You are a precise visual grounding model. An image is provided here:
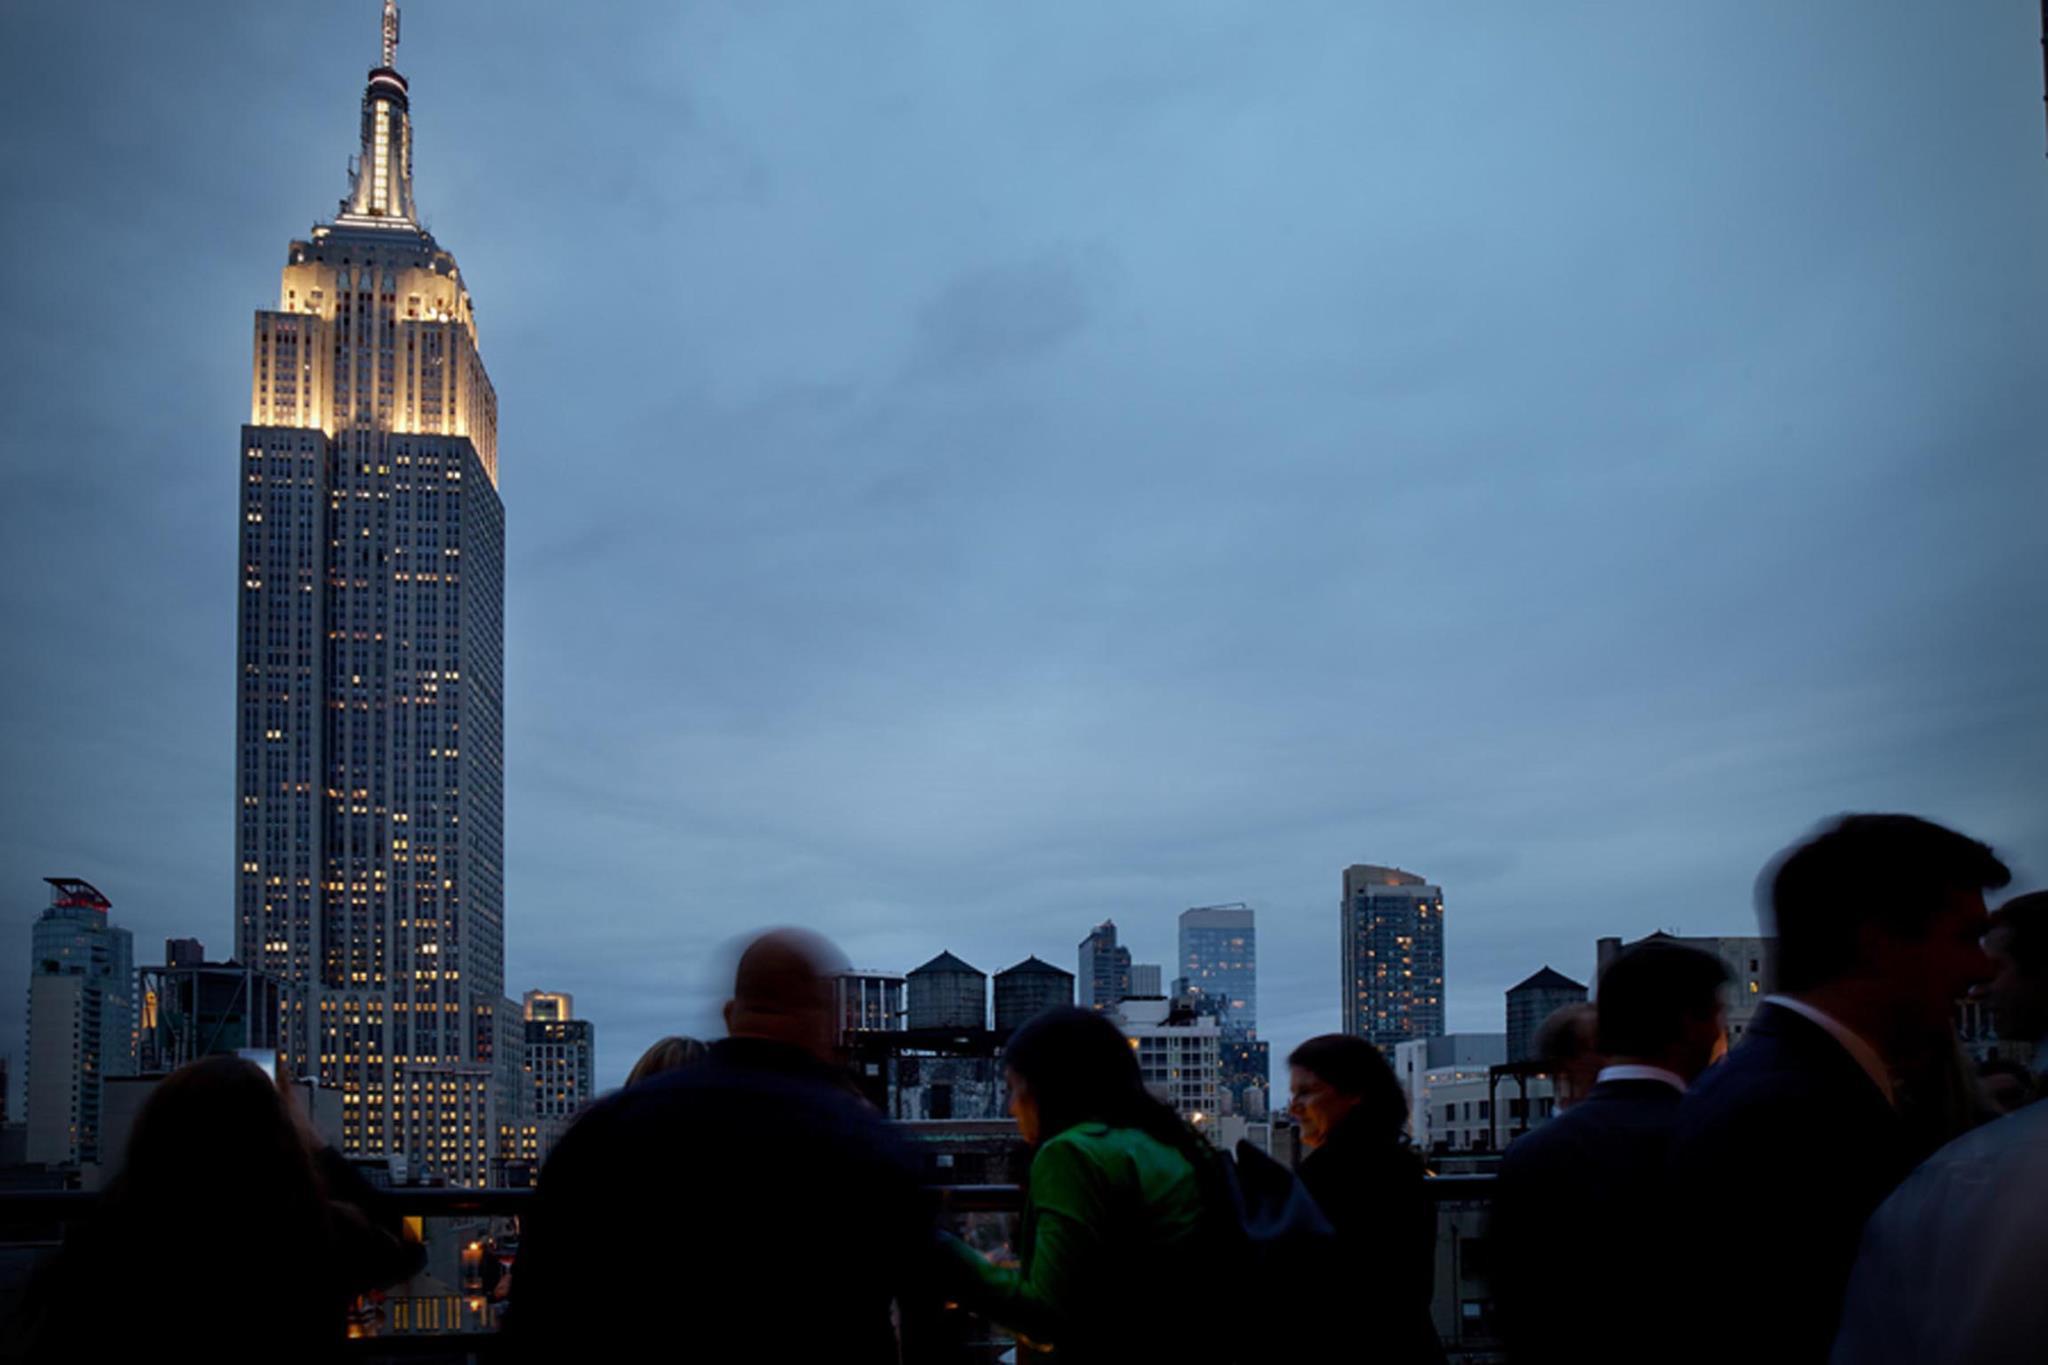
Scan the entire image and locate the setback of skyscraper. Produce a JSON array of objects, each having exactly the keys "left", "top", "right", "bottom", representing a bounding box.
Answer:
[
  {"left": 233, "top": 5, "right": 507, "bottom": 1185},
  {"left": 1341, "top": 865, "right": 1446, "bottom": 1056}
]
